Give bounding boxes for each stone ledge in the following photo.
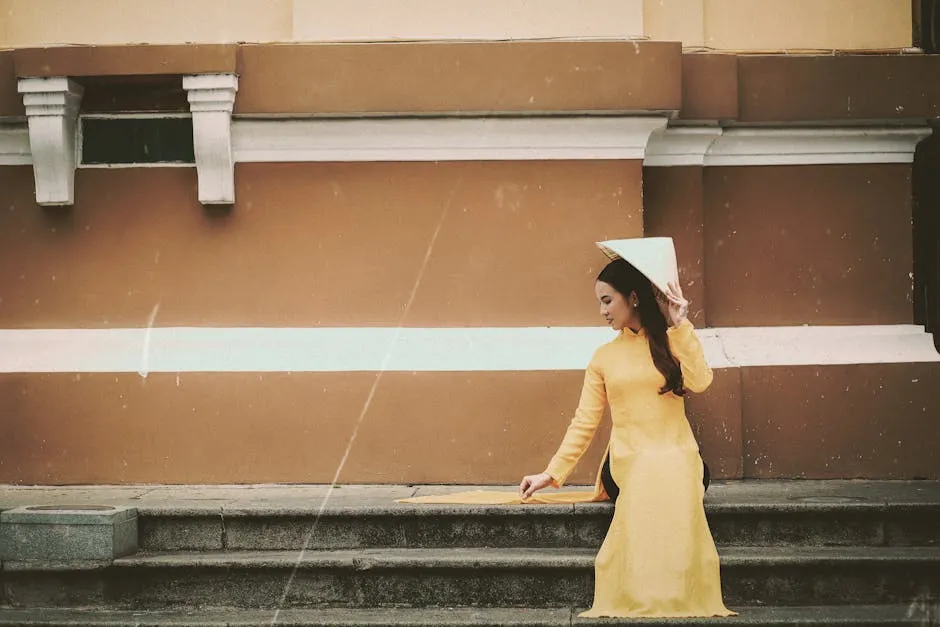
[2,481,938,513]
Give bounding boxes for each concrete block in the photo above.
[0,505,137,565]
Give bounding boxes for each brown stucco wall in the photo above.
[679,53,940,124]
[735,55,940,123]
[13,44,238,78]
[679,53,738,122]
[685,367,743,480]
[645,163,917,327]
[0,49,22,117]
[6,41,683,115]
[3,360,936,484]
[0,371,606,485]
[233,41,682,115]
[4,159,933,483]
[704,164,914,326]
[0,161,642,329]
[0,367,747,485]
[741,363,940,479]
[643,166,707,327]
[5,44,940,122]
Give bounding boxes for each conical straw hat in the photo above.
[596,237,679,294]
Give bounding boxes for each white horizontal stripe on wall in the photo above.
[712,324,939,367]
[232,117,668,163]
[0,325,935,374]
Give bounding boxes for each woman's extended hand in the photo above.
[655,281,689,327]
[519,472,554,500]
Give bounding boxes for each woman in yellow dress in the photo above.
[403,237,734,619]
[519,238,734,619]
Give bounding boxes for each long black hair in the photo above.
[597,258,685,396]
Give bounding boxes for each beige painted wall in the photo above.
[643,0,706,48]
[645,0,912,51]
[0,0,293,47]
[705,0,912,51]
[0,0,917,56]
[291,0,644,42]
[0,0,645,47]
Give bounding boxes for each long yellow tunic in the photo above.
[545,319,734,618]
[400,319,734,618]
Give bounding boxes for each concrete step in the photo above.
[4,547,939,610]
[2,482,936,552]
[138,500,940,552]
[0,605,936,626]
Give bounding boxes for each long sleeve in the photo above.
[544,358,607,487]
[666,318,713,393]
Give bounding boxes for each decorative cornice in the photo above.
[643,126,723,166]
[3,116,933,171]
[702,127,932,167]
[0,123,30,165]
[232,116,669,163]
[183,73,238,205]
[17,77,83,205]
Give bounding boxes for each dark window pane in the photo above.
[81,117,195,164]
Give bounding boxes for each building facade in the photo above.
[0,0,938,484]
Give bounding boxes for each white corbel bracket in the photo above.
[17,77,84,206]
[183,74,238,205]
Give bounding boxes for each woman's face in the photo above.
[595,280,638,331]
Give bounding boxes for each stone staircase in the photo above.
[0,481,938,625]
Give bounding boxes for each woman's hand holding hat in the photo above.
[656,281,689,327]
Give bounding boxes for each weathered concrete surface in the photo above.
[2,482,938,551]
[0,605,929,625]
[0,481,937,614]
[0,506,137,563]
[2,546,939,609]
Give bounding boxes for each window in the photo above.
[81,116,194,165]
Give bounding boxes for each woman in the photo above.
[518,238,734,618]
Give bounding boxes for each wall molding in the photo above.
[644,126,722,166]
[232,116,669,163]
[702,127,932,167]
[3,118,933,169]
[232,119,932,166]
[0,118,931,169]
[0,325,935,374]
